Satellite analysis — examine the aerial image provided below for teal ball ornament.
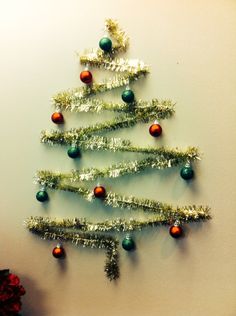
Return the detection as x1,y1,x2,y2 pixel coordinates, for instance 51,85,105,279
67,146,80,159
121,89,135,103
99,37,112,52
36,190,48,202
122,236,135,251
180,166,194,180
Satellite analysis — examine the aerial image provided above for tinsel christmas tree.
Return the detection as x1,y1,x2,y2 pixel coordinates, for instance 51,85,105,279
26,19,211,280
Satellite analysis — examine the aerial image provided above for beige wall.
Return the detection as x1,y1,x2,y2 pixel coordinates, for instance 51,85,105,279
0,0,236,315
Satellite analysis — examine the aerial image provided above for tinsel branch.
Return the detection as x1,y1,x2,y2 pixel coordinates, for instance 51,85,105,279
26,222,119,281
53,97,174,116
53,71,148,106
79,53,149,74
104,18,129,52
41,134,132,149
40,129,200,159
35,179,210,221
79,19,139,70
79,142,200,159
26,216,211,235
36,154,198,185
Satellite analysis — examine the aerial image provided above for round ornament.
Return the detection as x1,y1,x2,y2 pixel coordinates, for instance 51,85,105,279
121,89,135,103
180,165,194,180
67,146,80,159
169,224,183,238
99,37,112,52
52,245,65,259
80,70,93,84
149,123,162,137
122,236,135,251
36,190,48,202
51,112,64,124
93,185,106,198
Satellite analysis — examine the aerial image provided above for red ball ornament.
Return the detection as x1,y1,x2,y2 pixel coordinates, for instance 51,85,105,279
169,225,183,238
149,123,162,137
94,185,106,198
80,70,93,84
51,112,64,124
52,245,65,259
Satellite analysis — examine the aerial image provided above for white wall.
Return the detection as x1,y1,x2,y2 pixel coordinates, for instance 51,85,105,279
0,1,236,315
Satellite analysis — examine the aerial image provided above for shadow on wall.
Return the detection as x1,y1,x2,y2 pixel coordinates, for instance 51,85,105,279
21,275,47,316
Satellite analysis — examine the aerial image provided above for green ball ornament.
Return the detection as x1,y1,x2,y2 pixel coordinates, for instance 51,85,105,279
121,89,135,103
36,190,48,202
99,37,112,52
122,236,135,251
67,146,80,159
180,166,194,180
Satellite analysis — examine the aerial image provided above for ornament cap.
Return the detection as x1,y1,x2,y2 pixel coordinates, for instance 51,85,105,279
174,219,181,226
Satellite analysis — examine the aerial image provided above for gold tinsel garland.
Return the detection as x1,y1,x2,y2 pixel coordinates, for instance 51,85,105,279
53,98,173,114
36,149,200,184
26,214,211,235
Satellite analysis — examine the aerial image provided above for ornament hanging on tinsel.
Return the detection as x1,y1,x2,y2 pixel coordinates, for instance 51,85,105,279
36,189,48,202
122,235,135,251
80,70,93,84
99,37,112,52
169,221,183,238
149,121,162,137
93,185,106,198
52,244,65,259
121,88,135,103
180,163,194,180
51,112,64,124
67,145,80,158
